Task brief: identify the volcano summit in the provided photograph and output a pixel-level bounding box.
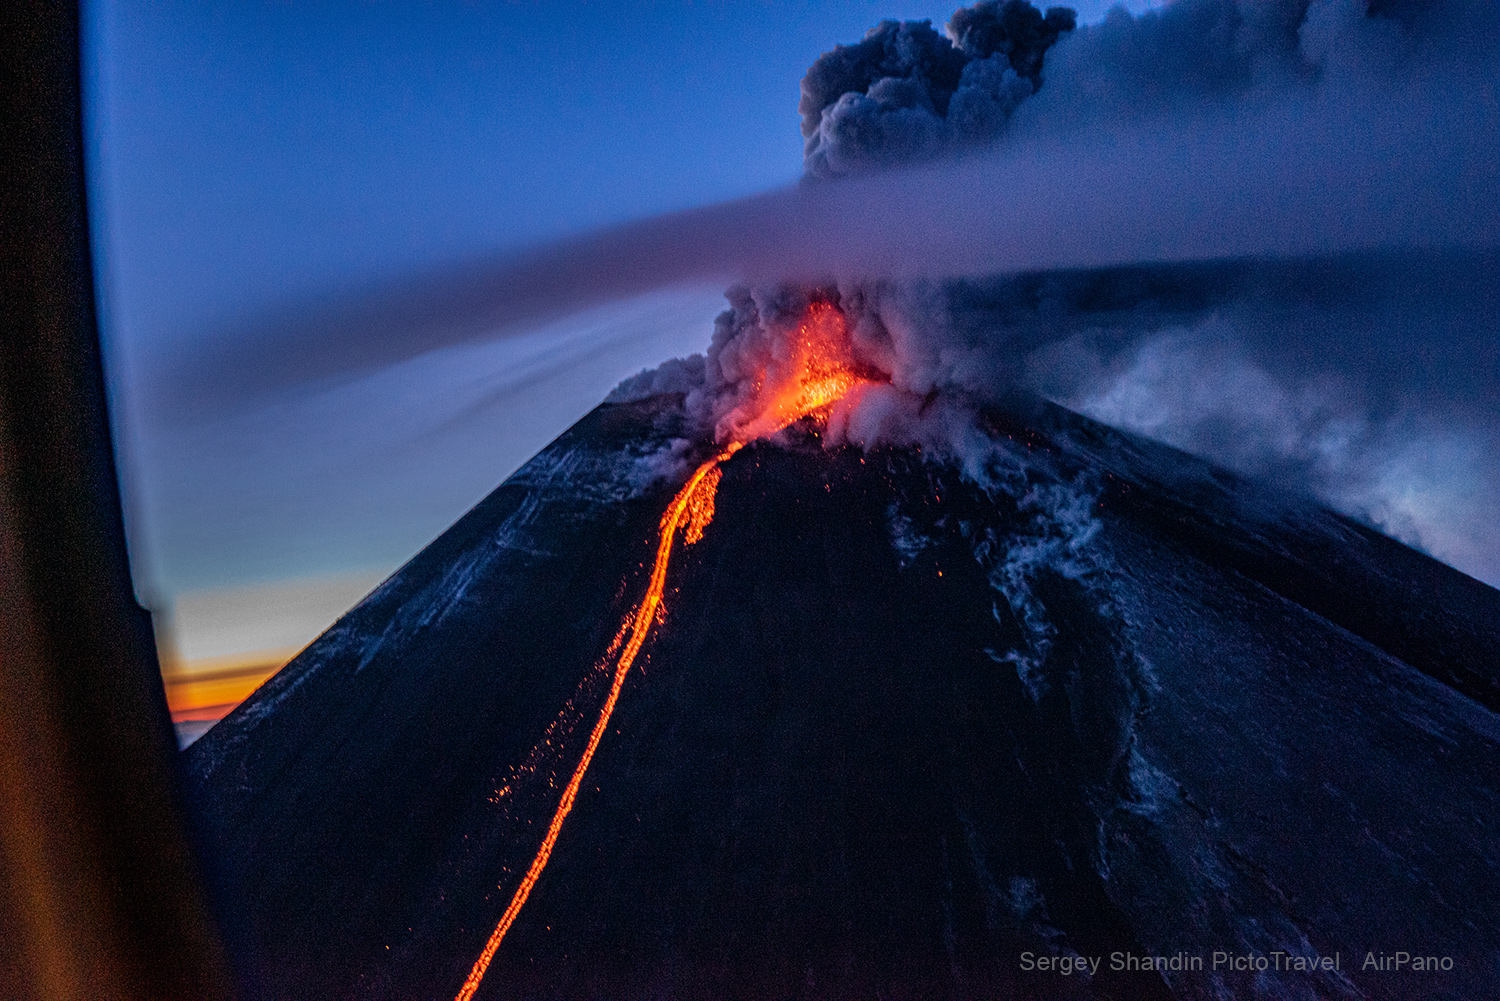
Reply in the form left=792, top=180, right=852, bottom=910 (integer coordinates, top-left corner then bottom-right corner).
left=187, top=286, right=1499, bottom=1001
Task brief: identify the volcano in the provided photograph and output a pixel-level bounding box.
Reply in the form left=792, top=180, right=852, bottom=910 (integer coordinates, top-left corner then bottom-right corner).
left=185, top=380, right=1500, bottom=1000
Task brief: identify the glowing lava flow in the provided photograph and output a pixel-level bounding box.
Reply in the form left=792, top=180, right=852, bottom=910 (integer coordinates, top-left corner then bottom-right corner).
left=454, top=442, right=739, bottom=1001
left=729, top=300, right=866, bottom=443
left=456, top=298, right=871, bottom=999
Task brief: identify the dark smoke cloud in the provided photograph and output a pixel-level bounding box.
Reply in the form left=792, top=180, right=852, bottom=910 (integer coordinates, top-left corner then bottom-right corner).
left=800, top=1, right=1076, bottom=177
left=797, top=0, right=1495, bottom=177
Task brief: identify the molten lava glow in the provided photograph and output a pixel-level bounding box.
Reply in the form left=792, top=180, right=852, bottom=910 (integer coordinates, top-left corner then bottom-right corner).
left=455, top=443, right=738, bottom=1001
left=729, top=300, right=871, bottom=444
left=456, top=302, right=865, bottom=999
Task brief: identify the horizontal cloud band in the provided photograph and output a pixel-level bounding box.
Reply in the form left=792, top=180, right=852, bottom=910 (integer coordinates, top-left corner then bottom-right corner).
left=156, top=79, right=1496, bottom=420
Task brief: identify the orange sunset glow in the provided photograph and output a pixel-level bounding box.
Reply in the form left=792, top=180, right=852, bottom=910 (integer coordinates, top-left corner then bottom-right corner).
left=158, top=569, right=391, bottom=744
left=162, top=654, right=286, bottom=726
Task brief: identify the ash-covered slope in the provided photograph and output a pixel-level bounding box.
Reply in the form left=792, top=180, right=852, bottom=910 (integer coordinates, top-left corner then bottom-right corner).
left=187, top=393, right=1500, bottom=1001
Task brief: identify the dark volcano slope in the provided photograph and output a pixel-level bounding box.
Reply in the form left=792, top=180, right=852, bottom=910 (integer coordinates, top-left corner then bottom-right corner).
left=186, top=394, right=1500, bottom=1001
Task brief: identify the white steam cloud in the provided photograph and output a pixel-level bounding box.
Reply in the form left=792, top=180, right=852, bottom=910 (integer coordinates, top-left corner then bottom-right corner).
left=1066, top=318, right=1500, bottom=583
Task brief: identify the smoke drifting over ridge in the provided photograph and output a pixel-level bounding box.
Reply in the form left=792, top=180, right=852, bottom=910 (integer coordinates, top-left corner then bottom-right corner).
left=607, top=0, right=1498, bottom=584
left=611, top=253, right=1498, bottom=583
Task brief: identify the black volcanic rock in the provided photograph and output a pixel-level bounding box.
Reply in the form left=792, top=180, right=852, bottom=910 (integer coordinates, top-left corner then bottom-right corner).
left=187, top=394, right=1500, bottom=1001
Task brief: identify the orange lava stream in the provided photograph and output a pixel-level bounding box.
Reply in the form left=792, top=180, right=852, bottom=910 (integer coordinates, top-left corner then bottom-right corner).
left=455, top=300, right=872, bottom=998
left=731, top=300, right=870, bottom=443
left=454, top=443, right=739, bottom=1001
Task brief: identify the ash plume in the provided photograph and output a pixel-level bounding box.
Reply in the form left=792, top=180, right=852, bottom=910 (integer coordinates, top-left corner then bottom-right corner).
left=798, top=0, right=1497, bottom=176
left=800, top=1, right=1076, bottom=178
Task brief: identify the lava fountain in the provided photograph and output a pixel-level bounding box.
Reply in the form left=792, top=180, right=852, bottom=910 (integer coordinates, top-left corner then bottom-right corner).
left=717, top=299, right=869, bottom=443
left=456, top=299, right=872, bottom=1000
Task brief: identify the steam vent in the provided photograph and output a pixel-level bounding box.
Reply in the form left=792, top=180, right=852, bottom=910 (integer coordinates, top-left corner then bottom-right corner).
left=185, top=371, right=1500, bottom=1001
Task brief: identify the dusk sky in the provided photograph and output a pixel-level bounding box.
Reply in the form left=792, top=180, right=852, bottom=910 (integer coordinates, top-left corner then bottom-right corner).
left=82, top=0, right=1494, bottom=675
